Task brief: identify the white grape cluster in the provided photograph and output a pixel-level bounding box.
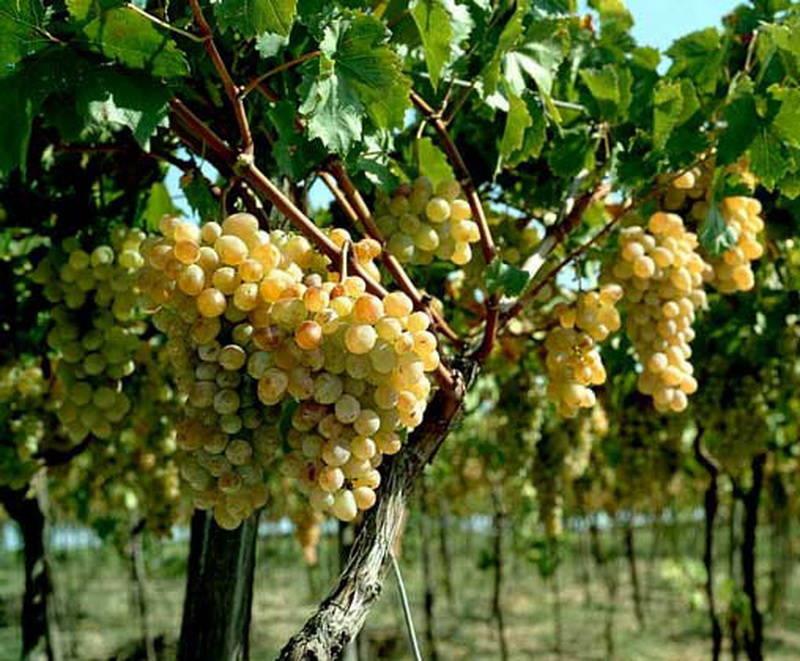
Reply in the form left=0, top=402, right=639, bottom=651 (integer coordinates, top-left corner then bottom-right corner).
left=138, top=213, right=439, bottom=529
left=607, top=212, right=710, bottom=413
left=544, top=285, right=622, bottom=417
left=709, top=196, right=764, bottom=293
left=0, top=360, right=48, bottom=488
left=31, top=230, right=147, bottom=442
left=375, top=177, right=480, bottom=266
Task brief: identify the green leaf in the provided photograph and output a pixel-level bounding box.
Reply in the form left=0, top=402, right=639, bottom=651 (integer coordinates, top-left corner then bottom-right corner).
left=76, top=71, right=171, bottom=148
left=65, top=0, right=91, bottom=20
left=410, top=0, right=453, bottom=90
left=579, top=64, right=631, bottom=120
left=481, top=0, right=529, bottom=95
left=255, top=32, right=289, bottom=58
left=301, top=13, right=411, bottom=151
left=268, top=100, right=325, bottom=177
left=83, top=7, right=189, bottom=78
left=498, top=93, right=532, bottom=171
left=486, top=259, right=531, bottom=297
left=700, top=202, right=738, bottom=257
left=666, top=28, right=724, bottom=94
left=547, top=128, right=593, bottom=178
left=0, top=0, right=49, bottom=73
left=772, top=88, right=800, bottom=148
left=717, top=91, right=759, bottom=166
left=181, top=173, right=219, bottom=223
left=215, top=0, right=297, bottom=38
left=652, top=80, right=683, bottom=149
left=417, top=137, right=454, bottom=188
left=321, top=13, right=411, bottom=130
left=503, top=38, right=565, bottom=121
left=507, top=97, right=546, bottom=166
left=142, top=183, right=178, bottom=231
left=749, top=127, right=787, bottom=190
left=588, top=0, right=633, bottom=33
left=300, top=65, right=363, bottom=154
left=0, top=74, right=35, bottom=176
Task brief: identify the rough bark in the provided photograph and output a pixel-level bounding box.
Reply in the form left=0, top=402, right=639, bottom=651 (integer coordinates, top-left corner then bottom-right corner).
left=623, top=524, right=645, bottom=630
left=128, top=524, right=155, bottom=661
left=178, top=509, right=260, bottom=661
left=278, top=369, right=472, bottom=660
left=490, top=487, right=509, bottom=661
left=693, top=435, right=722, bottom=661
left=0, top=486, right=62, bottom=661
left=589, top=518, right=617, bottom=660
left=741, top=453, right=767, bottom=661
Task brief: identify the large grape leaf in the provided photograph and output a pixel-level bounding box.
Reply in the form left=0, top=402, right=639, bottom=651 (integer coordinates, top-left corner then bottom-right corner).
left=410, top=0, right=454, bottom=90
left=83, top=6, right=189, bottom=78
left=666, top=28, right=725, bottom=94
left=417, top=137, right=454, bottom=187
left=301, top=13, right=411, bottom=153
left=0, top=0, right=50, bottom=73
left=76, top=72, right=171, bottom=148
left=214, top=0, right=297, bottom=38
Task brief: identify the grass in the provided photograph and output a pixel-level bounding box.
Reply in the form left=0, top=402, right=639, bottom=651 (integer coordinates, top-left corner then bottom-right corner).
left=0, top=519, right=797, bottom=660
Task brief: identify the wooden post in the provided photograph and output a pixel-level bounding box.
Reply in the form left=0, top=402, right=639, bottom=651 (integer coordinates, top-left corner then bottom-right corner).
left=178, top=509, right=260, bottom=661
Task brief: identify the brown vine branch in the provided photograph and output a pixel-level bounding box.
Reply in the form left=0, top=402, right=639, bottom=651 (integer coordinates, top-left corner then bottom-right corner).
left=501, top=183, right=613, bottom=325
left=240, top=51, right=322, bottom=99
left=188, top=0, right=253, bottom=155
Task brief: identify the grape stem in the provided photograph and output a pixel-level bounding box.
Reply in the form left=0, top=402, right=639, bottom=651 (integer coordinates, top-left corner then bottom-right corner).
left=35, top=436, right=93, bottom=467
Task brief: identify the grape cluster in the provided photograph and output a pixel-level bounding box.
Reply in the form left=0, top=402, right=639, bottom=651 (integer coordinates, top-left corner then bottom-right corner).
left=708, top=196, right=764, bottom=293
left=606, top=212, right=710, bottom=412
left=0, top=360, right=48, bottom=488
left=544, top=285, right=622, bottom=417
left=375, top=177, right=481, bottom=266
left=138, top=213, right=439, bottom=528
left=532, top=405, right=608, bottom=537
left=291, top=506, right=324, bottom=566
left=660, top=166, right=711, bottom=221
left=31, top=230, right=147, bottom=442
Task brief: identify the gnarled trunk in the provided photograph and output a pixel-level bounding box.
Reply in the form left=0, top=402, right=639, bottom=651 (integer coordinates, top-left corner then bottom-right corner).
left=178, top=509, right=260, bottom=661
left=0, top=486, right=62, bottom=661
left=694, top=435, right=722, bottom=661
left=741, top=453, right=766, bottom=661
left=490, top=487, right=509, bottom=661
left=128, top=523, right=155, bottom=661
left=622, top=523, right=644, bottom=630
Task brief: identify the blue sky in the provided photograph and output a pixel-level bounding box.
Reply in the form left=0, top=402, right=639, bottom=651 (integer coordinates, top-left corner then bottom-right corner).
left=587, top=0, right=742, bottom=50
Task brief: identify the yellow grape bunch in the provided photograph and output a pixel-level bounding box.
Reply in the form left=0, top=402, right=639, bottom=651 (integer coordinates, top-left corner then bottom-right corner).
left=0, top=359, right=48, bottom=488
left=544, top=285, right=622, bottom=417
left=30, top=229, right=148, bottom=442
left=375, top=177, right=481, bottom=266
left=137, top=213, right=440, bottom=529
left=605, top=212, right=710, bottom=413
left=707, top=196, right=765, bottom=293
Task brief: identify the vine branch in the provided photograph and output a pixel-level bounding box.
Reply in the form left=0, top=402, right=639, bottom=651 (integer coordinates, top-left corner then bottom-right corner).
left=188, top=0, right=253, bottom=155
